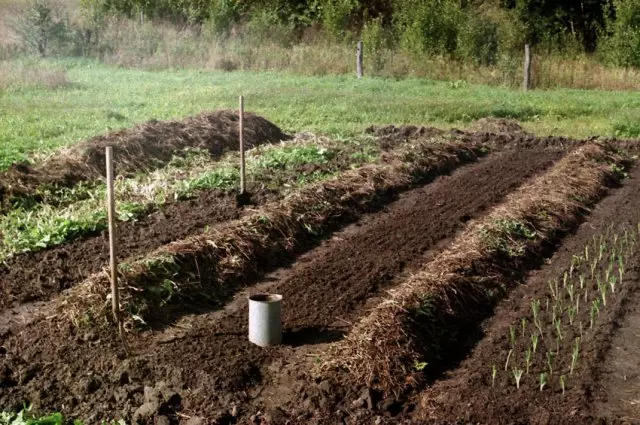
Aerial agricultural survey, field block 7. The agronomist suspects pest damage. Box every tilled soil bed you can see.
[0,146,563,423]
[414,164,640,425]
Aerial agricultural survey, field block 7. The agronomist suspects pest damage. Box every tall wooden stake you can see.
[239,95,246,195]
[356,41,363,79]
[106,146,120,326]
[523,44,532,92]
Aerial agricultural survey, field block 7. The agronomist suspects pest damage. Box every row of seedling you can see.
[491,223,638,393]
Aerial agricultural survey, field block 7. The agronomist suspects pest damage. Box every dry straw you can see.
[60,137,488,327]
[324,143,624,392]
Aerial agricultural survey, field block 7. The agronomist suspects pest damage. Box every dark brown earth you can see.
[413,164,640,425]
[0,190,248,309]
[0,110,288,206]
[0,147,564,424]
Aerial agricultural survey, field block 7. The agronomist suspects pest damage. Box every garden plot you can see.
[0,119,636,425]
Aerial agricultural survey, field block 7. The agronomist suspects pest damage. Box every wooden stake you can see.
[523,44,532,92]
[356,41,363,79]
[239,95,246,195]
[106,146,120,325]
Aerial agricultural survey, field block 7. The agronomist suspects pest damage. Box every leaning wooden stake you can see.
[356,41,363,79]
[239,95,246,195]
[106,146,120,325]
[523,44,532,91]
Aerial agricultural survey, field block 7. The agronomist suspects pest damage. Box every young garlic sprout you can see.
[549,279,557,300]
[531,332,539,354]
[590,259,597,280]
[539,372,548,391]
[584,245,589,262]
[579,275,585,290]
[598,276,607,306]
[567,305,576,326]
[618,255,625,283]
[567,283,575,302]
[570,337,580,375]
[609,275,617,294]
[560,375,566,395]
[512,368,524,389]
[491,364,497,387]
[509,326,516,348]
[531,300,543,335]
[524,348,532,375]
[563,272,569,289]
[521,318,527,337]
[546,351,555,376]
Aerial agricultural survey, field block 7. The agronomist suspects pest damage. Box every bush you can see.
[600,0,640,67]
[362,16,387,72]
[12,0,85,57]
[322,0,358,38]
[457,14,499,66]
[395,0,463,56]
[206,0,241,36]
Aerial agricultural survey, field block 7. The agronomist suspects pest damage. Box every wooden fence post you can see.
[239,95,246,195]
[523,44,532,91]
[105,147,120,326]
[356,41,363,79]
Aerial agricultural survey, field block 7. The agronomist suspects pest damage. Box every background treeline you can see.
[3,0,640,89]
[76,0,640,66]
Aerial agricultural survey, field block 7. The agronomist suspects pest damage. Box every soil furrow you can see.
[140,148,564,415]
[415,164,640,425]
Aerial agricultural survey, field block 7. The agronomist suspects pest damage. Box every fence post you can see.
[239,95,246,195]
[356,41,363,79]
[105,147,120,326]
[523,44,532,91]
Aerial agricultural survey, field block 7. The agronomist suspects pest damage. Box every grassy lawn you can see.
[1,57,640,170]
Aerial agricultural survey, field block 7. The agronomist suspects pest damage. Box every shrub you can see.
[457,14,500,66]
[12,0,83,57]
[362,16,387,72]
[600,0,640,67]
[395,0,463,56]
[322,0,358,38]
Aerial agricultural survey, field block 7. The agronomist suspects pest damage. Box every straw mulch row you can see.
[0,110,287,207]
[324,143,627,393]
[61,137,489,328]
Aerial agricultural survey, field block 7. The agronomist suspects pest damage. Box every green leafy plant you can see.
[570,337,581,375]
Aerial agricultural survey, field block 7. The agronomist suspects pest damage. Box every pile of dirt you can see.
[0,110,288,205]
[327,143,625,392]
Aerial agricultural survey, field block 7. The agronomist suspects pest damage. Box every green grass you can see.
[2,57,640,170]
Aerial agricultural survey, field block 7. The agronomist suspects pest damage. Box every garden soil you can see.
[0,146,564,424]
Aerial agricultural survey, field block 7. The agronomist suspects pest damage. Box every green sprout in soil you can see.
[579,274,585,290]
[521,318,527,337]
[571,337,581,375]
[539,372,548,391]
[512,368,524,389]
[567,283,575,302]
[531,332,539,354]
[560,375,567,395]
[618,255,625,282]
[546,351,555,376]
[524,348,532,374]
[567,305,576,325]
[531,300,543,334]
[509,326,517,348]
[491,364,497,387]
[554,317,563,341]
[608,275,617,294]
